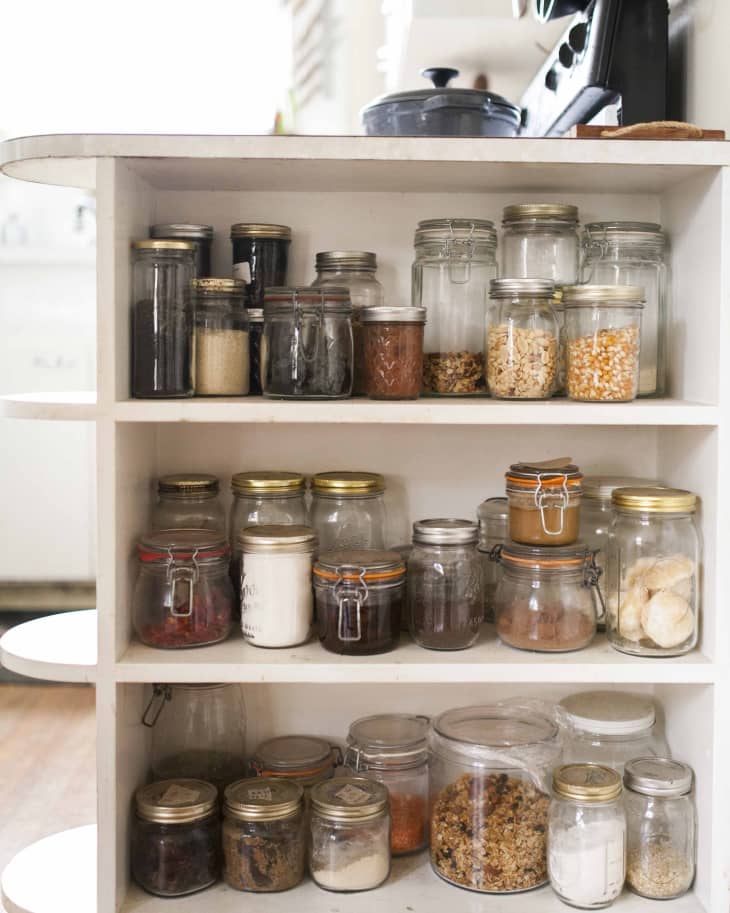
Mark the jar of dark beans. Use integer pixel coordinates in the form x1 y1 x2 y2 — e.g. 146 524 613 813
230 223 291 308
150 223 214 277
131 778 219 897
262 287 353 399
360 307 426 400
247 308 264 395
131 240 195 398
313 549 405 655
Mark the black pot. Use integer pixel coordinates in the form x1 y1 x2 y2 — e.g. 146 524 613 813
361 68 522 138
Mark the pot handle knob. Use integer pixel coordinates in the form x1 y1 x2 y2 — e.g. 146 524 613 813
421 67 459 88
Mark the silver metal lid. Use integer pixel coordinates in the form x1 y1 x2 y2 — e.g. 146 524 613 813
413 518 478 545
237 524 317 555
582 476 661 502
135 778 218 823
359 306 426 324
248 308 264 321
230 223 291 240
315 250 377 271
503 203 579 223
224 777 303 822
254 735 334 773
624 757 693 797
583 221 665 246
477 496 509 521
560 691 656 736
310 776 389 821
414 218 497 246
490 278 556 298
561 284 645 305
150 223 214 240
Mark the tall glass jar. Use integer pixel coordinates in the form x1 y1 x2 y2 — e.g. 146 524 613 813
131 239 195 398
251 736 340 795
408 519 481 650
150 223 213 278
477 496 508 622
143 683 247 793
151 474 226 532
247 308 264 395
581 222 667 397
501 203 580 283
487 278 559 399
548 764 626 909
192 278 249 396
310 471 387 551
506 459 584 546
429 702 562 893
312 251 384 395
412 218 497 396
230 223 291 308
344 714 429 856
606 487 700 657
624 758 695 900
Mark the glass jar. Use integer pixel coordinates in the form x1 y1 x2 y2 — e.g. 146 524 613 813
314 549 405 655
251 736 340 794
309 777 391 892
143 683 247 793
248 308 264 395
262 287 353 399
477 496 508 622
131 778 219 897
487 278 559 399
553 294 568 396
150 223 213 278
548 764 626 909
239 524 317 648
624 758 696 900
563 285 644 402
344 714 429 856
310 471 387 552
560 691 669 772
312 250 385 395
429 702 562 893
408 518 482 650
581 222 667 397
360 306 426 400
230 223 291 308
506 460 584 546
412 218 497 396
493 542 601 652
223 777 306 892
606 487 700 657
192 278 249 396
132 529 233 648
151 474 226 532
131 239 195 398
501 203 580 284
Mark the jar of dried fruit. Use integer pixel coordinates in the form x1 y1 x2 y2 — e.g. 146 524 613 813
606 487 700 657
505 459 584 546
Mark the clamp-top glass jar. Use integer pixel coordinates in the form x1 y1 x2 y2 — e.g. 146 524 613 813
230 223 291 308
310 471 387 551
251 736 340 794
412 218 497 396
506 459 584 546
152 474 226 532
477 496 508 622
150 223 213 278
501 203 580 284
192 278 249 396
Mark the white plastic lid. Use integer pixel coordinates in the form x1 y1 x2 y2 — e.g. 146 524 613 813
560 691 655 736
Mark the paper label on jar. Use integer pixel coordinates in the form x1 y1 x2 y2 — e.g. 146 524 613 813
335 784 371 805
161 784 200 805
246 786 273 801
233 261 252 284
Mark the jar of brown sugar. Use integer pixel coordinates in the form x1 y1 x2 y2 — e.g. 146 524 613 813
506 459 583 546
360 307 426 400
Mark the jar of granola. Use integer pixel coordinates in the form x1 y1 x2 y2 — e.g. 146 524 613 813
505 459 583 546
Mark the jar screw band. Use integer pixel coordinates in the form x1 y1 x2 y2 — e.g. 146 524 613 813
141 683 172 728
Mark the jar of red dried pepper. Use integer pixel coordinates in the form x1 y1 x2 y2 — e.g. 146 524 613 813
133 529 234 648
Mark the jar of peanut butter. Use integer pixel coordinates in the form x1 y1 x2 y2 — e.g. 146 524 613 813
505 459 583 546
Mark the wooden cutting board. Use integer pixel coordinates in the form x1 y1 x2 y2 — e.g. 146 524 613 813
567 121 725 140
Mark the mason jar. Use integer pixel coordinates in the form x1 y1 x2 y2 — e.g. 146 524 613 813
501 203 580 284
487 278 559 399
192 278 249 396
310 471 386 552
360 306 426 400
477 496 508 622
150 223 213 278
606 487 700 657
408 519 482 650
412 218 497 396
624 758 696 900
344 714 429 855
548 764 626 909
230 223 291 308
505 460 583 546
151 474 226 532
581 222 667 397
251 736 340 795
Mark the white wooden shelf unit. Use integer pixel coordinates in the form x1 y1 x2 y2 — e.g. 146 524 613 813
1 134 728 913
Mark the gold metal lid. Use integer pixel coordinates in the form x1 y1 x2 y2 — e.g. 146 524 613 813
230 223 291 240
612 486 697 513
553 764 622 802
310 776 389 821
316 250 377 270
191 277 246 294
224 777 303 821
503 203 578 222
158 473 219 494
135 778 218 823
237 524 317 554
312 471 385 495
231 471 306 495
132 239 195 251
561 284 645 305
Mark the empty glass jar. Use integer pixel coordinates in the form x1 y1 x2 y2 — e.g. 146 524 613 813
506 460 584 546
152 474 226 532
150 223 213 278
501 203 580 284
310 471 386 551
477 496 508 622
251 736 339 794
192 278 249 396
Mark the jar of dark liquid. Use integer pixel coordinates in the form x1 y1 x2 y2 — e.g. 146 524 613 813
230 223 291 308
150 223 213 277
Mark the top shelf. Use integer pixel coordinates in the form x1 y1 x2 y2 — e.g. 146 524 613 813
1 134 729 193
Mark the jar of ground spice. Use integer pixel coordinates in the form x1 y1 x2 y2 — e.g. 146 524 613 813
230 223 291 308
505 458 583 546
192 278 249 396
360 306 426 400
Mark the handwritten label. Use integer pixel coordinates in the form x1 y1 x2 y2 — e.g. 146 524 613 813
161 784 200 805
335 784 371 805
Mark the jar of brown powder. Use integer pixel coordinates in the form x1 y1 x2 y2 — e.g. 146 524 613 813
505 459 583 546
360 307 426 400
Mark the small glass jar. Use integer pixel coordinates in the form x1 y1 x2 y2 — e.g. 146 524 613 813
581 222 667 397
251 736 339 794
192 278 249 396
151 474 226 532
413 218 497 396
131 778 219 897
487 278 559 399
247 308 264 395
563 285 644 403
309 777 391 892
560 691 669 773
150 223 213 278
408 518 482 650
143 683 247 794
133 529 233 648
548 764 626 909
501 203 580 284
344 714 429 856
429 702 562 893
360 306 426 400
223 777 306 892
310 471 387 552
314 549 405 655
230 223 291 308
239 525 317 648
262 287 353 399
131 239 195 398
477 496 508 622
492 542 601 652
606 487 700 657
506 460 584 546
624 758 696 900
